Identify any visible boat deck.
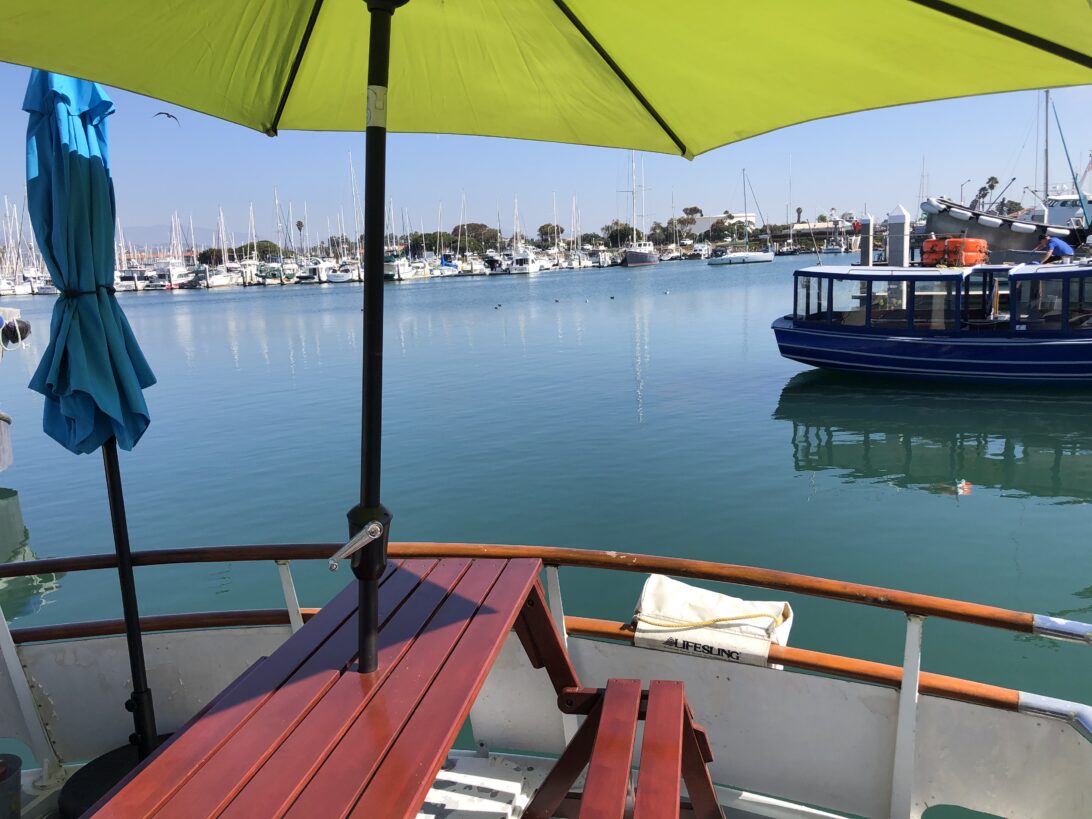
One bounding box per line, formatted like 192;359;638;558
87;556;578;818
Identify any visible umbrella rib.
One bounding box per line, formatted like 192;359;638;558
266;0;328;136
907;0;1092;70
550;0;688;158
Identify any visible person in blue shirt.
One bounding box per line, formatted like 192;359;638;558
1035;234;1074;263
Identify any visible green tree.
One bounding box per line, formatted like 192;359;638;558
817;213;828;223
1000;199;1024;215
707;220;730;243
197;248;222;266
580;232;603;248
601;220;637;247
682;206;703;218
648;221;669;245
536;223;565;247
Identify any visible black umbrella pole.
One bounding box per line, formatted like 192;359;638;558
348;0;405;673
102;437;158;758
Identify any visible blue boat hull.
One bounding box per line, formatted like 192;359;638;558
771;317;1092;385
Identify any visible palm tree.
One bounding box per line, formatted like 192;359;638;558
295;219;304;256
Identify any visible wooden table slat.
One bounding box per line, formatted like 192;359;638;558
578;679;642;819
633;680;684;819
218;557;477;818
157;558;459;818
285;558;517;818
344;558;543;819
90;561;408;819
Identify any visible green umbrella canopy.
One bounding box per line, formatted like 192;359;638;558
0;1;1089;155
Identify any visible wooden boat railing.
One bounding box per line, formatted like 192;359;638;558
1;542;1089;728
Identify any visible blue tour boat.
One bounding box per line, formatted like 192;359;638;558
772;262;1092;384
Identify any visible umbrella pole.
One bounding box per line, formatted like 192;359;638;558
347;0;405;673
102;437;158;758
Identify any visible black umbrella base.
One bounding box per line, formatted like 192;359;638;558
57;736;170;819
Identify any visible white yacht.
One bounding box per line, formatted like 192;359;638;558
383;256;414;281
708;248;775;265
300;257;337;284
153;258;191;289
327;261;357;283
511;246;541;274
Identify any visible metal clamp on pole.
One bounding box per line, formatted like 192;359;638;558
329;521;384;572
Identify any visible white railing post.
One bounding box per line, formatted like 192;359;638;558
890;614;924;819
544;565;578;742
0;600;65;788
276;560;304;633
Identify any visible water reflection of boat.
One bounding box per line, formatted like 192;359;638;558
0;488;62;620
773;371;1092;502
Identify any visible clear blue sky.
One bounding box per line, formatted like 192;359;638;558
1;61;1089;246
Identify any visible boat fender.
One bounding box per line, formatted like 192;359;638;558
948;208;973;222
1010;221;1037;234
976;215;1003;229
1046;227;1071;238
631;574;792;667
920;198;944;215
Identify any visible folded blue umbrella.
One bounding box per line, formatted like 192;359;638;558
24;70;155;454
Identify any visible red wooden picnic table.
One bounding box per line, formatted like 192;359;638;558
88;556;578;819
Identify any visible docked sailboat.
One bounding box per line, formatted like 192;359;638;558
621;152;658;267
708;170;773;265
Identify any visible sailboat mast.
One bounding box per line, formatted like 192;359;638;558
742;169;749;247
1043;88;1051;198
630;151;638;244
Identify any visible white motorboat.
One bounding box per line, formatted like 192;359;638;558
153;258;191;289
383;256;412;281
511;246;541;274
299;257;337;284
0;278;14;296
708;249;774;265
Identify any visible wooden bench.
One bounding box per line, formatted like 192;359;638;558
88;556;578;818
525;678;725;819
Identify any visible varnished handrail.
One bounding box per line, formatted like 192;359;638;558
565;616;1021;711
0;541;1039;633
9;608;320;644
389;543;1036;633
0;543;339;579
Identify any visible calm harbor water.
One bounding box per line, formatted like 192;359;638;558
1;257;1090;705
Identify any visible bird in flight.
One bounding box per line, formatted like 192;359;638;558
153;111;180;126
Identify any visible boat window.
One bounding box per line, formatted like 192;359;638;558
869;279;909;328
794;276;827;321
830;278;868;326
913;280;957;331
1069;276;1092;331
1014;278;1065;332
